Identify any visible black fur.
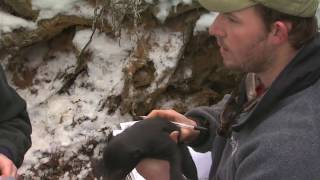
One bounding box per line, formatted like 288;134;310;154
95;116;198;180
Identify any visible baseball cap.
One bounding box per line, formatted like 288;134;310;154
198;0;319;17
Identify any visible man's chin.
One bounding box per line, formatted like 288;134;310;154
222;61;243;72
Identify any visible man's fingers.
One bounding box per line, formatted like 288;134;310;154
147;110;167;119
0;165;16;177
147;109;178;120
0;167;10;176
10;165;17;177
0;164;16;177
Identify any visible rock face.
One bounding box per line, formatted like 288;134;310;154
0;0;241;179
2;0;38;19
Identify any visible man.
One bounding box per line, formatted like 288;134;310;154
137;0;320;179
0;65;32;177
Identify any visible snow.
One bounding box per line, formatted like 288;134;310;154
9;28;136;178
0;10;36;34
148;29;183;84
31;0;82;11
72;29;134;92
31;0;95;21
16;51;77;107
155;1;172;23
153;0;195;22
194;12;218;34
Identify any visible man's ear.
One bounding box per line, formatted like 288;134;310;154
270;21;292;44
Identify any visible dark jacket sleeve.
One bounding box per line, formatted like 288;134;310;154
184;95;230;152
0;65;32;167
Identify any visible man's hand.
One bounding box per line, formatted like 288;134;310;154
136;110;198;180
147;109;200;144
0;154;17;177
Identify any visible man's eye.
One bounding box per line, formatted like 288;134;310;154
227;17;237;23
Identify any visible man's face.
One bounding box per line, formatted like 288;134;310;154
209;7;275;73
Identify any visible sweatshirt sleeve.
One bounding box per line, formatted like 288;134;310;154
184;94;230;152
0;66;32;167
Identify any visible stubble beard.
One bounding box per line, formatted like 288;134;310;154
224;34;275;74
241;42;275;74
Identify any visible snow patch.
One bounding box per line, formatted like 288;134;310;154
146;28;184;92
73;29;134;91
150;0;195;22
31;0;82;12
0;10;36;34
14;28;137;177
31;0;94;20
194;12;218;34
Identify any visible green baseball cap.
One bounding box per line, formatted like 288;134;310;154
198;0;319;17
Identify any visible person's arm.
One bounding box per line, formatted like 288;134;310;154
0;66;32;173
145;94;229;149
184;94;229;152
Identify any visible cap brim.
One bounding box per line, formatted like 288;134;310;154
198;0;257;13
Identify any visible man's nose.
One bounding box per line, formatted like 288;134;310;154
209;14;225;37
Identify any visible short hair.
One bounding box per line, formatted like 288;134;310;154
255;4;318;49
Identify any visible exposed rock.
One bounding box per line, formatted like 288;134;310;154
170;31;242;94
132;60;156;88
3;0;38;20
119;16;196;116
0;14;112;55
105;95;122;115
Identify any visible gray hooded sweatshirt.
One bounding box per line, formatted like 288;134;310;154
185;34;320;180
